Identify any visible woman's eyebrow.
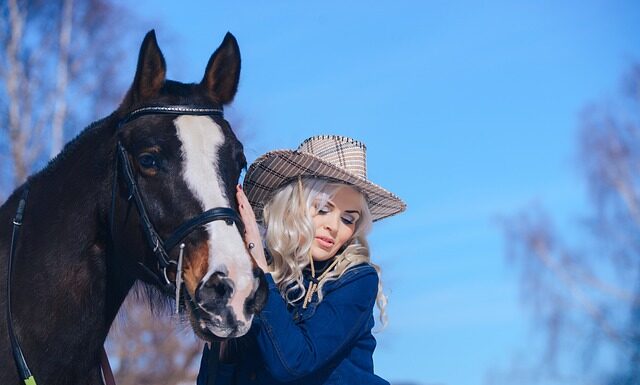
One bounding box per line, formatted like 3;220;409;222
345;210;361;215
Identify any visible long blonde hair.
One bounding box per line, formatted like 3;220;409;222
262;178;388;326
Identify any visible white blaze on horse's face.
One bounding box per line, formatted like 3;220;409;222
174;115;256;337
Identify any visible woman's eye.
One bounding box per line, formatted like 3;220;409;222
341;215;355;225
316;206;330;215
138;153;158;169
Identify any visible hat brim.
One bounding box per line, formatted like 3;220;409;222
243;150;406;222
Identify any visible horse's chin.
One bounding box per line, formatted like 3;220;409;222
195;317;251;340
189;310;252;341
183;288;252;341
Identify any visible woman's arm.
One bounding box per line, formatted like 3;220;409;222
255;268;378;382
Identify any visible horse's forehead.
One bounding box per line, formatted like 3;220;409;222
173;115;226;149
173;115;229;209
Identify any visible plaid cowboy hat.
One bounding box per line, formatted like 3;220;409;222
243;135;406;222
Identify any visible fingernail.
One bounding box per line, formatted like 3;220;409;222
239;184;243;190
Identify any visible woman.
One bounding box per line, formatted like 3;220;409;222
197;135;406;385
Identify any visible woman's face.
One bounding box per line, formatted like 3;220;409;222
310;185;363;261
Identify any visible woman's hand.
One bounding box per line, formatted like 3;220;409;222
236;184;269;272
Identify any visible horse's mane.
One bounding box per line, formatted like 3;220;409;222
35;112;118;182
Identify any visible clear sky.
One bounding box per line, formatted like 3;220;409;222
115;1;640;384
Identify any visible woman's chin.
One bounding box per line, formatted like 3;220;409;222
311;245;337;261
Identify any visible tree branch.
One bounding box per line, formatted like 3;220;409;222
50;0;74;158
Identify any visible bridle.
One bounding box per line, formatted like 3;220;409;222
111;105;245;295
6;105;245;385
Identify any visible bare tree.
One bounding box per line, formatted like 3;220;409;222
501;65;640;384
106;289;205;385
0;0;133;194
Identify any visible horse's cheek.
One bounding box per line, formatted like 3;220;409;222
182;242;209;295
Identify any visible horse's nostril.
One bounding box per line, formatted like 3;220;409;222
197;272;234;307
204;271;227;286
213;279;229;297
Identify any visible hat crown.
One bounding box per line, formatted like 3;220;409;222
297;135;367;179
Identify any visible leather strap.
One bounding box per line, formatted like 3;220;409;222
164;207;244;252
100;347;116;385
118;105;223;127
6;187;36;384
116;143;171;267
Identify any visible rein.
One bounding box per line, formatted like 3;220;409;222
5;188;34;385
6;105;243;385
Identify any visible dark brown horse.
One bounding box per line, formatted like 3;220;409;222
0;31;267;385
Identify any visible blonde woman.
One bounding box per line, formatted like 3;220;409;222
197;135;406;385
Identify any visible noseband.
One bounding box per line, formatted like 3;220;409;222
111;105;245;295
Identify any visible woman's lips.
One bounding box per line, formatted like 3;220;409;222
315;236;334;249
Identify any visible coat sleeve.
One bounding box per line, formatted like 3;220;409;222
254;267;378;382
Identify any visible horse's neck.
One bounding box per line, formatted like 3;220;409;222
1;117;134;382
20;118;114;262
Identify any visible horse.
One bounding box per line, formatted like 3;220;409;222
0;30;268;385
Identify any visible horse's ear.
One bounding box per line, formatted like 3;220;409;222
122;30;166;108
201;32;241;105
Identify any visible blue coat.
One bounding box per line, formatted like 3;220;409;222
197;262;389;385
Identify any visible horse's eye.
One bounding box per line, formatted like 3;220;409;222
138;153;158;169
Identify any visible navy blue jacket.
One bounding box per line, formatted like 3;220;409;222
197;262;389;385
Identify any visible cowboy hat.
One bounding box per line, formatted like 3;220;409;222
243;135;406;221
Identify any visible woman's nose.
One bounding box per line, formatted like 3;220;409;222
323;212;340;233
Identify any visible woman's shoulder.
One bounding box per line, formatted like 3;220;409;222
343;262;378;278
325;262;378;292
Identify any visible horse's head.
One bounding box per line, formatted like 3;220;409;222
113;31;267;340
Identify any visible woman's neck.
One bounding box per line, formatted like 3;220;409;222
311;258;334;274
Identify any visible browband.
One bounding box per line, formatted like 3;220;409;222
119;105;224;127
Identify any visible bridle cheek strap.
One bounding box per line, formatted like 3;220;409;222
116;142;171;267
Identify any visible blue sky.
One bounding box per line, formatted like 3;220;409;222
116;1;640;384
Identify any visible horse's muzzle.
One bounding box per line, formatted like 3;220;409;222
193;266;268;338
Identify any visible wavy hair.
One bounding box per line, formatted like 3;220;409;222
262;178;388;326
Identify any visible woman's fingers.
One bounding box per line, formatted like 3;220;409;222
236;185;269;272
237;186;256;225
236;185;261;240
236;186;255;221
